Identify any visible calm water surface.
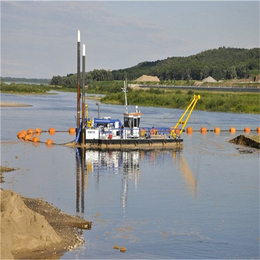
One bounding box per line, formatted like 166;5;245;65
1;92;259;259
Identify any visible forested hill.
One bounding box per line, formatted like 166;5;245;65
112;47;259;81
50;47;259;87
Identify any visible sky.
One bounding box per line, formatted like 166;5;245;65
1;1;259;79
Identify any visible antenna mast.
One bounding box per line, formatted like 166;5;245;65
122;80;128;113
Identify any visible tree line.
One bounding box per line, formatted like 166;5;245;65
50;47;260;88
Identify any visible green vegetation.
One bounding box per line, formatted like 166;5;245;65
1;81;259;114
50;47;259;87
113;47;260;81
2;46;259;114
0;82;54;94
101;88;260;114
1;77;51;84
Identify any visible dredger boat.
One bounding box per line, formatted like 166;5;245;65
75;81;200;150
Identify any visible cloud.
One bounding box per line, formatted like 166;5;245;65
1;1;259;78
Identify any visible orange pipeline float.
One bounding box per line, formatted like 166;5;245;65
32;137;40;142
69;127;76;135
214;127;220;134
186;127;193;134
229;127;236;134
35;128;42;134
200;127;207;134
48;127;56;135
27;129;34;134
244;127;250;133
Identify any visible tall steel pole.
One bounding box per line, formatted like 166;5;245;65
77;30;81;133
82;44;86;146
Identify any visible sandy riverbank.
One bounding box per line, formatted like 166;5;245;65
0;102;32;107
1;188;92;259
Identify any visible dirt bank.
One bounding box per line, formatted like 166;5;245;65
1;189;92;260
0;102;32;107
229;135;260;149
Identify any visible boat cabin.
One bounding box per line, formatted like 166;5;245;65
123;106;143;138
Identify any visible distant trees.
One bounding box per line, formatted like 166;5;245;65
50;47;260;87
50;69;114;88
111;47;259;81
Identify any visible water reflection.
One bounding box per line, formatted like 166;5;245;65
75;148;86;215
174;153;199;199
75;149;199;215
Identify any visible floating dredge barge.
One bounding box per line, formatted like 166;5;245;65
75;82;200;150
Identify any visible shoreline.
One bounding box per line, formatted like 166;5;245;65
0;101;32;107
1;187;92;259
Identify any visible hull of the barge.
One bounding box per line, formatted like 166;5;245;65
82;138;183;150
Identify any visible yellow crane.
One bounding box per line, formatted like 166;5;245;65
171;94;200;138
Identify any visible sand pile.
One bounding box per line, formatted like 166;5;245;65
202;76;217;83
1;189;92;259
229;135;260;149
135;75;160;83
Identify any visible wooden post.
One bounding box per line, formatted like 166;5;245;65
77;30;81;134
82;44;86;146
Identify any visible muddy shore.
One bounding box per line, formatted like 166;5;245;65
1;188;92;260
0;101;32;107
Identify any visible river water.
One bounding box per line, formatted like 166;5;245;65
1;91;259;259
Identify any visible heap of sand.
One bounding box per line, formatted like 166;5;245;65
202;76;217;83
135;75;160;83
1;189;91;259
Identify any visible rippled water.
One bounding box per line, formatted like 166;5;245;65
1;91;259;259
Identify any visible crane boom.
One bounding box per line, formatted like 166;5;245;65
171;94;200;138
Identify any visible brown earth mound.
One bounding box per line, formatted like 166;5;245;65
229;135;260;149
1;189;92;259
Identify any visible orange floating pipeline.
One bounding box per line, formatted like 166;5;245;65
27;129;34;134
200;127;207;134
45;139;54;147
69;127;76;135
244;127;250;133
257;127;260;134
48;128;56;135
186;127;193;134
32;137;40;142
24;135;31;141
21;130;27;135
35;128;42;134
229;127;236;134
18;132;26;139
214;127;220;134
45;139;54;144
17;130;27;139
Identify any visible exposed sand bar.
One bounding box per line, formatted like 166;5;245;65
1;189;92;259
0;102;32;107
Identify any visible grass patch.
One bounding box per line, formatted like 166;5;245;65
0;82;53;94
102;88;260;114
1;82;259;114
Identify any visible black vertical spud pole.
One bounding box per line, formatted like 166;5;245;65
77;30;81;136
82;44;86;146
